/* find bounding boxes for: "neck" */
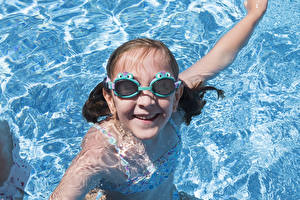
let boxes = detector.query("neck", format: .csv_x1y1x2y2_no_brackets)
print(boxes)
141,130,161,147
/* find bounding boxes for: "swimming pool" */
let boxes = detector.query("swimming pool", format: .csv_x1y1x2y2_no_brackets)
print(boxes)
0,0,299,199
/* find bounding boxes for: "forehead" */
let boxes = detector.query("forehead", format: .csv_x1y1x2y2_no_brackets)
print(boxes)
112,48,172,79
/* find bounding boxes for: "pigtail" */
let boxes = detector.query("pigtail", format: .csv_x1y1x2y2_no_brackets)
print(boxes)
82,79,111,123
179,85,224,125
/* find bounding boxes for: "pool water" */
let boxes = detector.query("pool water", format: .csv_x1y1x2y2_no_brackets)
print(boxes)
0,0,299,199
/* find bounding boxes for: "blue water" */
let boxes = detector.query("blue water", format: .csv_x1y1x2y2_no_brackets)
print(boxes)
0,0,299,199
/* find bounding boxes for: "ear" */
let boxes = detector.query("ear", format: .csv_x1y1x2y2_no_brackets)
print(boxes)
173,84,183,112
103,88,116,115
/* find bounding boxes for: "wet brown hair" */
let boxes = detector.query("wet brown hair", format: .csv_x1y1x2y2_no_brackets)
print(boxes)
82,38,224,125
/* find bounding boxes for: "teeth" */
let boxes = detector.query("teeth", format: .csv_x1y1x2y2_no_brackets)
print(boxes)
135,114,157,120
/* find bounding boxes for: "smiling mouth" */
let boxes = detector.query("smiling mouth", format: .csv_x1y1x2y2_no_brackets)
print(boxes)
134,114,159,121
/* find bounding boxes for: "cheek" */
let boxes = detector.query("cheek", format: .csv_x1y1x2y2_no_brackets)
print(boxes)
113,98,135,119
158,96,175,115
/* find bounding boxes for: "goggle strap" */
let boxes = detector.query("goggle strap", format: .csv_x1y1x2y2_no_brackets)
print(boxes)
105,77,115,90
175,80,182,89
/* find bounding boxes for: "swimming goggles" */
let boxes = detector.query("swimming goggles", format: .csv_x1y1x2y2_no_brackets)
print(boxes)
106,71,181,98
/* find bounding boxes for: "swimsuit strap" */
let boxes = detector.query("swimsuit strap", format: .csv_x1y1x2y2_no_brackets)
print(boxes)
93,124,131,178
93,124,117,145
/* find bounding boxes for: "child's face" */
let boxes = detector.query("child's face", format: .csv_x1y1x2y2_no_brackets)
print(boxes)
104,49,181,140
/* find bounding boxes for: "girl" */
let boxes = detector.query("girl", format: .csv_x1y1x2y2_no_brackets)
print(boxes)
50,0,268,199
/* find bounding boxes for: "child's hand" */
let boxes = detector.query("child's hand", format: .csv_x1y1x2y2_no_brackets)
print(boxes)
180,0,268,90
244,0,268,19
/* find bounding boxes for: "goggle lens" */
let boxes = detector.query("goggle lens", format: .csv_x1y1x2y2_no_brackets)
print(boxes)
114,79,138,97
152,78,175,96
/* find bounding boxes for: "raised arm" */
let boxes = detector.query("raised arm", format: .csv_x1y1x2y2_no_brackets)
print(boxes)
179,0,268,89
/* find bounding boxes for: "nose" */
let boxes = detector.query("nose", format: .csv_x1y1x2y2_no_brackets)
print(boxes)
136,90,155,107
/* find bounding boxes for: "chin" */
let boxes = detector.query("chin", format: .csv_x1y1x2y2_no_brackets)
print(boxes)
132,128,160,140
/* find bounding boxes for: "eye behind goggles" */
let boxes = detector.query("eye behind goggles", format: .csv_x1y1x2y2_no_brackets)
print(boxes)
106,72,181,98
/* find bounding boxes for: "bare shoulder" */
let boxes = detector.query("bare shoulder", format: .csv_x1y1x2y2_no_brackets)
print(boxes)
81,120,112,151
78,120,121,168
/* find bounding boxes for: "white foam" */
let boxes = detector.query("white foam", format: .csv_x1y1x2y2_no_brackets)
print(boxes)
0,56,11,93
145,0,160,7
51,112,63,119
63,22,73,42
249,124,289,169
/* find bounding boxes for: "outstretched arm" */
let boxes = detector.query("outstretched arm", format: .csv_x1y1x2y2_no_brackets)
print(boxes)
179,0,268,89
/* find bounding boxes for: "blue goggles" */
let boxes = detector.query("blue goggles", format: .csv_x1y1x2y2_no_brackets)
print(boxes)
106,72,181,98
